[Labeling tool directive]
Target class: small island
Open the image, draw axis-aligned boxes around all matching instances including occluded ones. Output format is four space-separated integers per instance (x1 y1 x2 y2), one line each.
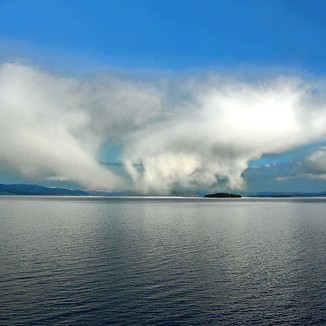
204 192 242 198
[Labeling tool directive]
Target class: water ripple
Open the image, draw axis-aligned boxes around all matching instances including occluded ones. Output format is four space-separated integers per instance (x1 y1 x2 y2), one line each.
0 197 325 325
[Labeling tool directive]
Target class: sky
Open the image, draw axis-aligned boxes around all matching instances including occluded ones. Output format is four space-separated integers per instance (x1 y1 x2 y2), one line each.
1 0 326 194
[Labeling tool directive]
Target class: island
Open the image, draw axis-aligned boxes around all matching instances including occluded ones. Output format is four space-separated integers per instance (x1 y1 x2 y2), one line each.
204 192 242 198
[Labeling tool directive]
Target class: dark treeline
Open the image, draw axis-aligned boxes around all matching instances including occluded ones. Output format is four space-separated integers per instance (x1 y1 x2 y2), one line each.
204 192 242 198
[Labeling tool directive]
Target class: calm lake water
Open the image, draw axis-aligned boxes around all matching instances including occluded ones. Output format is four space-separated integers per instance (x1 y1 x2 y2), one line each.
0 196 325 325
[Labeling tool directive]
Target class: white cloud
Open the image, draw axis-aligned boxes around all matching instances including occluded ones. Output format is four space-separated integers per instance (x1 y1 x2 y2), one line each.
123 77 326 193
303 147 326 180
306 147 326 171
1 62 326 193
0 63 162 190
303 173 326 181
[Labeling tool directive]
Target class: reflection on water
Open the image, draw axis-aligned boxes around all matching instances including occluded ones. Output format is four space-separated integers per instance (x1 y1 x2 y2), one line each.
0 197 325 325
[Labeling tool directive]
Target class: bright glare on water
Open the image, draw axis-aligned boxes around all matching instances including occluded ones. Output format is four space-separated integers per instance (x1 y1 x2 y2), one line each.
0 197 325 325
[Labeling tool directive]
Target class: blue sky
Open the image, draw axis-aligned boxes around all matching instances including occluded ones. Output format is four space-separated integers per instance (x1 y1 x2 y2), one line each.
2 0 326 72
1 0 326 193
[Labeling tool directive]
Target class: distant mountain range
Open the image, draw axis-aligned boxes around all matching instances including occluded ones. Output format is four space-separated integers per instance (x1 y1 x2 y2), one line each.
0 183 89 196
245 191 326 198
1 183 326 197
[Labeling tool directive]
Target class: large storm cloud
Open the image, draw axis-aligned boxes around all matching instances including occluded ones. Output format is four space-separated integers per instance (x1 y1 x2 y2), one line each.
1 62 326 193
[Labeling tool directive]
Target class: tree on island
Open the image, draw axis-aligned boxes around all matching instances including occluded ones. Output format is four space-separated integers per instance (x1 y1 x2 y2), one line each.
204 192 242 198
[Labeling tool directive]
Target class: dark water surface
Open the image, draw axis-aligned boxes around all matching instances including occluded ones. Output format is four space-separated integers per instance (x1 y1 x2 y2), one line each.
0 196 325 325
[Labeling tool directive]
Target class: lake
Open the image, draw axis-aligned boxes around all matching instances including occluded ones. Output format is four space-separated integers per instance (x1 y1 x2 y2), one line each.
0 197 325 325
